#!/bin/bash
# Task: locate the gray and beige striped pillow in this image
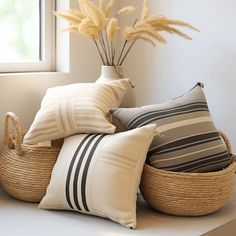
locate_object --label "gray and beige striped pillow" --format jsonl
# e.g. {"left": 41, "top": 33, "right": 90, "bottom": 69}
{"left": 23, "top": 79, "right": 130, "bottom": 144}
{"left": 110, "top": 83, "right": 233, "bottom": 173}
{"left": 39, "top": 124, "right": 156, "bottom": 229}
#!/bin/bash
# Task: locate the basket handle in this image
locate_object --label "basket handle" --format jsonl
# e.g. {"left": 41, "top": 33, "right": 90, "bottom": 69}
{"left": 219, "top": 131, "right": 236, "bottom": 174}
{"left": 4, "top": 112, "right": 24, "bottom": 156}
{"left": 219, "top": 131, "right": 232, "bottom": 153}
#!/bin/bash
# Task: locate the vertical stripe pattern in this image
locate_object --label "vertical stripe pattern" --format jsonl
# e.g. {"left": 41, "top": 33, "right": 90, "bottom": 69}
{"left": 81, "top": 134, "right": 106, "bottom": 211}
{"left": 65, "top": 134, "right": 106, "bottom": 211}
{"left": 39, "top": 124, "right": 157, "bottom": 229}
{"left": 65, "top": 134, "right": 93, "bottom": 209}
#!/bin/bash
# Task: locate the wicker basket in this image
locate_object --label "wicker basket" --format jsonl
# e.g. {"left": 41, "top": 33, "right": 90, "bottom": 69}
{"left": 140, "top": 131, "right": 236, "bottom": 216}
{"left": 0, "top": 112, "right": 63, "bottom": 203}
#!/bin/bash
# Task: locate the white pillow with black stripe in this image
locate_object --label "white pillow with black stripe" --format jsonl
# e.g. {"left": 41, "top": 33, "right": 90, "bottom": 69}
{"left": 39, "top": 124, "right": 156, "bottom": 229}
{"left": 23, "top": 79, "right": 130, "bottom": 144}
{"left": 110, "top": 83, "right": 233, "bottom": 173}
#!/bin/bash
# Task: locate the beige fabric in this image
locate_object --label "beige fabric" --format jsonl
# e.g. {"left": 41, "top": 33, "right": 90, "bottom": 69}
{"left": 24, "top": 79, "right": 130, "bottom": 144}
{"left": 39, "top": 125, "right": 156, "bottom": 229}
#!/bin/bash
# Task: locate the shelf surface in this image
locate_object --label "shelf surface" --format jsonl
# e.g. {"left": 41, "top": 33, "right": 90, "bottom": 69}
{"left": 0, "top": 178, "right": 235, "bottom": 236}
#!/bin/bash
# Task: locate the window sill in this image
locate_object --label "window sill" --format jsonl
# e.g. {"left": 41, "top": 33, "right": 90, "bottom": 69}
{"left": 0, "top": 71, "right": 70, "bottom": 80}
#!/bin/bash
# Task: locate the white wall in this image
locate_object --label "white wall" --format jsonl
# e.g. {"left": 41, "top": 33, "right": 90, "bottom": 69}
{"left": 121, "top": 0, "right": 236, "bottom": 152}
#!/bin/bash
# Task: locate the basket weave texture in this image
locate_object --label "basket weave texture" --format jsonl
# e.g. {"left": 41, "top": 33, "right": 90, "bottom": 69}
{"left": 140, "top": 131, "right": 236, "bottom": 216}
{"left": 0, "top": 112, "right": 63, "bottom": 203}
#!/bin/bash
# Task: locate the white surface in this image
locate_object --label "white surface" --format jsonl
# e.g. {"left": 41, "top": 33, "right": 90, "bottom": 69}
{"left": 0, "top": 178, "right": 236, "bottom": 236}
{"left": 203, "top": 219, "right": 236, "bottom": 236}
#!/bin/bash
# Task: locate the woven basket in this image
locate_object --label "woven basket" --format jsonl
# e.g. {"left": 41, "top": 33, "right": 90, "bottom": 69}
{"left": 140, "top": 131, "right": 236, "bottom": 216}
{"left": 0, "top": 112, "right": 63, "bottom": 203}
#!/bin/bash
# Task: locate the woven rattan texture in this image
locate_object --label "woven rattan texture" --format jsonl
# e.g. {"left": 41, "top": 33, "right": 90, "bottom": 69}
{"left": 0, "top": 112, "right": 62, "bottom": 202}
{"left": 140, "top": 131, "right": 236, "bottom": 216}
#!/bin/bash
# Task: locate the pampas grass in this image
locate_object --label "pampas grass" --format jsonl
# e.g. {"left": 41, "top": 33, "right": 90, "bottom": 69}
{"left": 99, "top": 0, "right": 106, "bottom": 12}
{"left": 117, "top": 6, "right": 136, "bottom": 16}
{"left": 81, "top": 0, "right": 106, "bottom": 29}
{"left": 54, "top": 0, "right": 198, "bottom": 66}
{"left": 53, "top": 11, "right": 84, "bottom": 24}
{"left": 126, "top": 27, "right": 167, "bottom": 44}
{"left": 137, "top": 36, "right": 156, "bottom": 47}
{"left": 107, "top": 18, "right": 120, "bottom": 40}
{"left": 79, "top": 18, "right": 100, "bottom": 38}
{"left": 141, "top": 0, "right": 149, "bottom": 21}
{"left": 62, "top": 26, "right": 79, "bottom": 33}
{"left": 103, "top": 0, "right": 114, "bottom": 17}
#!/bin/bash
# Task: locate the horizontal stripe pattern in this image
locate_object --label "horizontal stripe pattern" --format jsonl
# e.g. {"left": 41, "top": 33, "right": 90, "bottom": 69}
{"left": 98, "top": 151, "right": 137, "bottom": 171}
{"left": 23, "top": 79, "right": 130, "bottom": 144}
{"left": 150, "top": 141, "right": 226, "bottom": 165}
{"left": 110, "top": 85, "right": 232, "bottom": 172}
{"left": 154, "top": 116, "right": 212, "bottom": 134}
{"left": 128, "top": 102, "right": 208, "bottom": 129}
{"left": 148, "top": 132, "right": 220, "bottom": 156}
{"left": 165, "top": 151, "right": 232, "bottom": 172}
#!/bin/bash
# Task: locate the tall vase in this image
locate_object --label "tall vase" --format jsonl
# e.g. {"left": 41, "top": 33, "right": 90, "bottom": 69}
{"left": 96, "top": 65, "right": 136, "bottom": 108}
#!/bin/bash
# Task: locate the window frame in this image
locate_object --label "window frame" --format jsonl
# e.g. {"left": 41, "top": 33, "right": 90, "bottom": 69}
{"left": 0, "top": 0, "right": 56, "bottom": 73}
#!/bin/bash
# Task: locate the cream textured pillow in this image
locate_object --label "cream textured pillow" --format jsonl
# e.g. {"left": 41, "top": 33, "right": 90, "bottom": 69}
{"left": 23, "top": 79, "right": 130, "bottom": 144}
{"left": 39, "top": 124, "right": 156, "bottom": 229}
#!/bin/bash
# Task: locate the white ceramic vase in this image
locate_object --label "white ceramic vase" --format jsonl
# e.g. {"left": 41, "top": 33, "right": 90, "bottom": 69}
{"left": 96, "top": 65, "right": 136, "bottom": 108}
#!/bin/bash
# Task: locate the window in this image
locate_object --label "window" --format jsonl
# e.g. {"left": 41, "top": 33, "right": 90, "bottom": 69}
{"left": 0, "top": 0, "right": 55, "bottom": 73}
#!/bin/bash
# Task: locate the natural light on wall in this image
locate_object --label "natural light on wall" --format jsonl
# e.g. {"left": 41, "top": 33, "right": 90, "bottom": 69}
{"left": 0, "top": 0, "right": 55, "bottom": 73}
{"left": 0, "top": 0, "right": 40, "bottom": 62}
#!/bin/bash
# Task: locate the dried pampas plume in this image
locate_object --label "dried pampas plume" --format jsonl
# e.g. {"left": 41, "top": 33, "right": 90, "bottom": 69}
{"left": 68, "top": 9, "right": 85, "bottom": 21}
{"left": 99, "top": 0, "right": 106, "bottom": 12}
{"left": 117, "top": 6, "right": 136, "bottom": 16}
{"left": 79, "top": 18, "right": 100, "bottom": 38}
{"left": 137, "top": 36, "right": 156, "bottom": 47}
{"left": 62, "top": 26, "right": 79, "bottom": 33}
{"left": 107, "top": 18, "right": 120, "bottom": 40}
{"left": 53, "top": 10, "right": 84, "bottom": 25}
{"left": 141, "top": 0, "right": 149, "bottom": 21}
{"left": 146, "top": 16, "right": 199, "bottom": 32}
{"left": 104, "top": 0, "right": 114, "bottom": 17}
{"left": 127, "top": 27, "right": 167, "bottom": 44}
{"left": 80, "top": 0, "right": 106, "bottom": 29}
{"left": 54, "top": 0, "right": 199, "bottom": 66}
{"left": 78, "top": 0, "right": 88, "bottom": 16}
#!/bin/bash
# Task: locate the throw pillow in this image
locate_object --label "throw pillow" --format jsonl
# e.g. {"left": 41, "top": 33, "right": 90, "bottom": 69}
{"left": 23, "top": 79, "right": 130, "bottom": 144}
{"left": 39, "top": 124, "right": 156, "bottom": 229}
{"left": 110, "top": 83, "right": 233, "bottom": 173}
